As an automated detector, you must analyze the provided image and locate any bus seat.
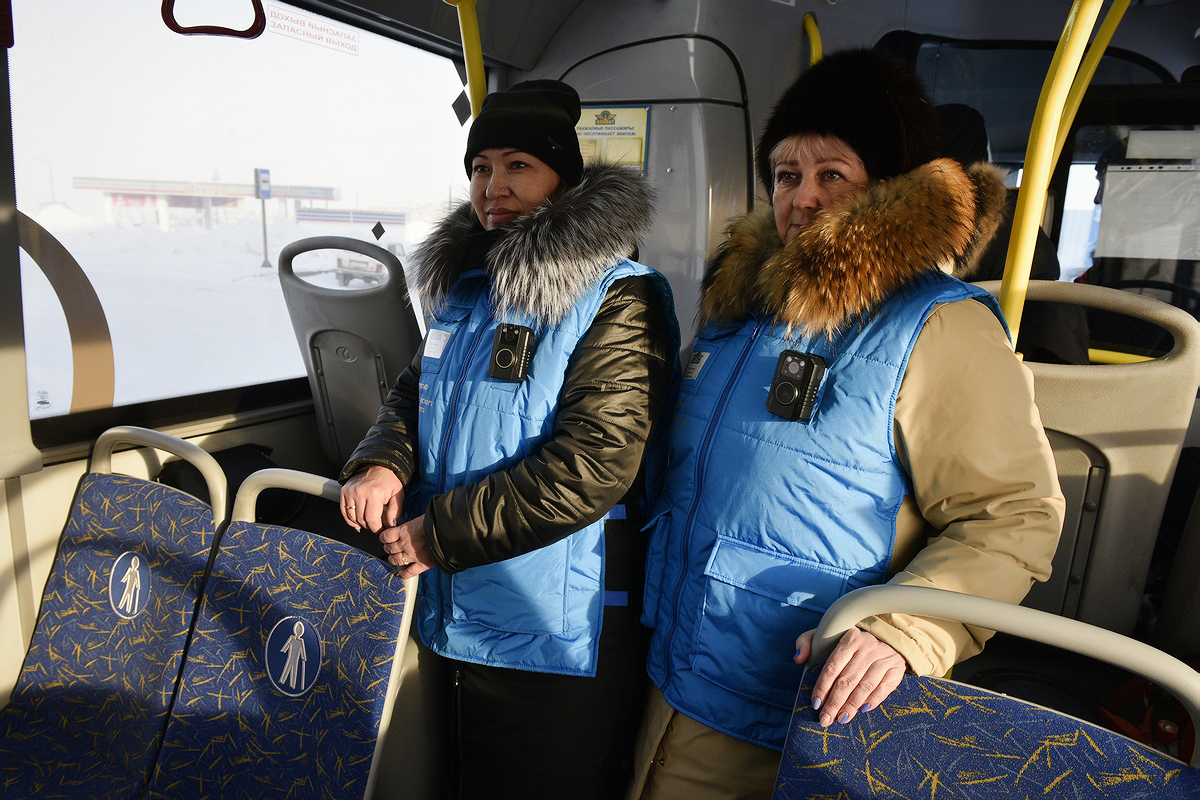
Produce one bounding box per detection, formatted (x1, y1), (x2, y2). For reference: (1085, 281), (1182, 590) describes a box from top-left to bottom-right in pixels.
(0, 426), (226, 798)
(1155, 477), (1200, 654)
(974, 280), (1200, 635)
(774, 585), (1200, 799)
(278, 237), (423, 470)
(144, 468), (415, 800)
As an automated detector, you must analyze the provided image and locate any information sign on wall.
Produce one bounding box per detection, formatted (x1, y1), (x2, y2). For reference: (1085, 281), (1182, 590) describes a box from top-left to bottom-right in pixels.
(577, 106), (650, 175)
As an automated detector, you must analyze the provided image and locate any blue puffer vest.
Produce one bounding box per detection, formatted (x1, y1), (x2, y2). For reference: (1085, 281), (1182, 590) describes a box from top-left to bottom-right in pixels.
(416, 261), (677, 677)
(643, 272), (1005, 747)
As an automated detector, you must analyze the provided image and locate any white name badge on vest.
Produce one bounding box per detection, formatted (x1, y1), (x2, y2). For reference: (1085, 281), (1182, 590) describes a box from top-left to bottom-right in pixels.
(425, 328), (452, 360)
(684, 350), (711, 381)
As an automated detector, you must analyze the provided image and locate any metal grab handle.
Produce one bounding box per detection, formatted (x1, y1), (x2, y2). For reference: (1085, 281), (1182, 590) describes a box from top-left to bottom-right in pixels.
(813, 585), (1200, 767)
(161, 0), (266, 39)
(92, 425), (228, 527)
(278, 235), (406, 294)
(974, 279), (1200, 369)
(231, 467), (341, 523)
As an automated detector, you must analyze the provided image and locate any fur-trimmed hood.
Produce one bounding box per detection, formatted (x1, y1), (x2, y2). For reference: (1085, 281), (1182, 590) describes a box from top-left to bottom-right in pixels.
(700, 158), (1007, 337)
(414, 162), (655, 325)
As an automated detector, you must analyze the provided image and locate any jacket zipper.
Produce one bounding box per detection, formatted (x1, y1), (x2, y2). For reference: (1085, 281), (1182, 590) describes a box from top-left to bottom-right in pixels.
(660, 319), (762, 694)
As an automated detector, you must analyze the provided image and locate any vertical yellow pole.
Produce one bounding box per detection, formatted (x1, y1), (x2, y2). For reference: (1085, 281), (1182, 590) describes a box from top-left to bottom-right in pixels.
(999, 0), (1104, 345)
(1053, 0), (1132, 167)
(444, 0), (487, 118)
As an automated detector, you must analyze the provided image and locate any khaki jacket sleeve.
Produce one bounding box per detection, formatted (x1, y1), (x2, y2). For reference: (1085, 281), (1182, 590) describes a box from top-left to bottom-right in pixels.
(421, 275), (675, 573)
(857, 298), (1066, 676)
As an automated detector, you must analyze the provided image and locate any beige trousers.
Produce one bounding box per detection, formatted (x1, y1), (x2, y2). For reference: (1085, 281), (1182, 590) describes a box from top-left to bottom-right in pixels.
(625, 686), (782, 800)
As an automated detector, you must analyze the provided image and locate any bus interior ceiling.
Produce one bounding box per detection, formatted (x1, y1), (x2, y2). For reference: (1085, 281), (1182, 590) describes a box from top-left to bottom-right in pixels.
(2, 0), (1200, 789)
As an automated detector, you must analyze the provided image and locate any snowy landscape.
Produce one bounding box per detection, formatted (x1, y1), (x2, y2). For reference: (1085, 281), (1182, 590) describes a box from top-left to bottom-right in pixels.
(12, 0), (468, 419)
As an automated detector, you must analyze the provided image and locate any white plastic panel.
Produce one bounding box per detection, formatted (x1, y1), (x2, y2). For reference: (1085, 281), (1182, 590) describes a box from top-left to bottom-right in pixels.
(562, 38), (744, 103)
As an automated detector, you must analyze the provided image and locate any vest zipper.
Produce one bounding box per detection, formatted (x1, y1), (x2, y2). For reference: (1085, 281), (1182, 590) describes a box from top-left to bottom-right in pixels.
(429, 308), (493, 641)
(436, 310), (494, 495)
(660, 319), (762, 694)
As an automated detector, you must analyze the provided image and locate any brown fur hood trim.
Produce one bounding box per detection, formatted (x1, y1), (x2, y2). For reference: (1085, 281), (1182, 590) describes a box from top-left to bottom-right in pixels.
(414, 162), (654, 326)
(699, 159), (1007, 337)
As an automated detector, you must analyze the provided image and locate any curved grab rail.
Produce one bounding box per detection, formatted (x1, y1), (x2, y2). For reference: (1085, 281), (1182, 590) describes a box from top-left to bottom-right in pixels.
(976, 278), (1200, 369)
(444, 0), (487, 118)
(91, 425), (228, 527)
(18, 211), (115, 414)
(802, 13), (821, 66)
(976, 278), (1200, 359)
(1000, 0), (1104, 346)
(231, 467), (340, 523)
(812, 584), (1200, 767)
(161, 0), (266, 39)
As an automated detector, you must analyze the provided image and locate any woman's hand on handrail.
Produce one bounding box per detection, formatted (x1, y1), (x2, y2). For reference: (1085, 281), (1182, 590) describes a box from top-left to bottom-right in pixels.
(341, 465), (405, 533)
(793, 626), (906, 728)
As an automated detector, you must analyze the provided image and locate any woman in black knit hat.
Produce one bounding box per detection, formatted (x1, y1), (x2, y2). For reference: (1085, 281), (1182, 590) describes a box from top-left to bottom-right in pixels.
(630, 49), (1064, 798)
(339, 79), (680, 800)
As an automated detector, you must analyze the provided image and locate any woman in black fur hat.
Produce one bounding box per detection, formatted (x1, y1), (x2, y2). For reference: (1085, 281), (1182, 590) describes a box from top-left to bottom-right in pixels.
(630, 49), (1064, 798)
(339, 80), (679, 800)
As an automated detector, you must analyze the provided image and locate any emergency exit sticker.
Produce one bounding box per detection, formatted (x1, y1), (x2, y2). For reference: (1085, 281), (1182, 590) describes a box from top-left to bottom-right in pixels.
(267, 4), (359, 56)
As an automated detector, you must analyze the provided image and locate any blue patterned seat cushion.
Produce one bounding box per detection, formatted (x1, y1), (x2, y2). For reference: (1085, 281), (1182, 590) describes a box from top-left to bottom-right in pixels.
(0, 704), (143, 799)
(145, 521), (409, 800)
(1, 473), (216, 787)
(774, 667), (1198, 799)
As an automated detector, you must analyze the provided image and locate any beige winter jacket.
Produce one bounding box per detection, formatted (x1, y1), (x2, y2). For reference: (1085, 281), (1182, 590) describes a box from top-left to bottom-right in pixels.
(701, 158), (1065, 676)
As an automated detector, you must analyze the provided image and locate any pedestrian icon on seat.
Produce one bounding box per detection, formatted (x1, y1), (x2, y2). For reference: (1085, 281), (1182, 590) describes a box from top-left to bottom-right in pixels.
(266, 615), (322, 696)
(109, 551), (151, 619)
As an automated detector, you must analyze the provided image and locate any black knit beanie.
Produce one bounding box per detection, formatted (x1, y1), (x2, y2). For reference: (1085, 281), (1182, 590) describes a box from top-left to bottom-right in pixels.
(756, 49), (939, 190)
(464, 79), (584, 187)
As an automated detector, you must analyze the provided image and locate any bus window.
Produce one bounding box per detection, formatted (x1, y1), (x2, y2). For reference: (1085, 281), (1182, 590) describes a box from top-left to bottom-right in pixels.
(1049, 80), (1200, 356)
(10, 1), (468, 436)
(877, 32), (1171, 168)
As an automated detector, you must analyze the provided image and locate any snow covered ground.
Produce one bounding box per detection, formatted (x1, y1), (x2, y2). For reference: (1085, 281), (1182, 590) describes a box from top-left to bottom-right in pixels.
(22, 204), (423, 419)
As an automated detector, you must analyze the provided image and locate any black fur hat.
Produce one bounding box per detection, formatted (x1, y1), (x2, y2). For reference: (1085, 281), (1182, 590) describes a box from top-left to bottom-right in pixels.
(935, 103), (990, 166)
(756, 49), (939, 190)
(464, 79), (584, 186)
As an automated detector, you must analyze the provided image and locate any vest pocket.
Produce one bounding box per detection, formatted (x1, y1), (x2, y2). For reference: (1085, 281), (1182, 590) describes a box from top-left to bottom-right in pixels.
(449, 528), (601, 636)
(690, 535), (851, 710)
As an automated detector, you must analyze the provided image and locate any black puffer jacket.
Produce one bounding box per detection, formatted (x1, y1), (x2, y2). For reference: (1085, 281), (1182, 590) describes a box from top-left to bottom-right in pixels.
(341, 163), (676, 575)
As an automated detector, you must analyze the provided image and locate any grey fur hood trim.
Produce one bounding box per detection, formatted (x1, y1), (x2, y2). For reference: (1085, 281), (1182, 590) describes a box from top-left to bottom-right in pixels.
(414, 162), (655, 325)
(699, 159), (1007, 337)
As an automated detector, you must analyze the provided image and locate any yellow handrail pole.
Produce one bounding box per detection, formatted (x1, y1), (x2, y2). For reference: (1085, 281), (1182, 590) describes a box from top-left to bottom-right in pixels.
(1000, 0), (1104, 346)
(1053, 0), (1132, 167)
(803, 12), (821, 66)
(444, 0), (487, 118)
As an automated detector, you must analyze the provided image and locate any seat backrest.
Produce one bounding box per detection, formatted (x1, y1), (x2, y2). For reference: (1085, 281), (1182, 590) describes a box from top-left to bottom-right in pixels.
(774, 585), (1200, 798)
(4, 426), (225, 784)
(278, 237), (423, 468)
(975, 280), (1200, 635)
(146, 468), (415, 800)
(776, 670), (1197, 799)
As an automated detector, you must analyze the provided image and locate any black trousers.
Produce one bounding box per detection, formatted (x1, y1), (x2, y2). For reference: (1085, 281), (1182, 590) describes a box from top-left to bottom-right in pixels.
(443, 603), (650, 800)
